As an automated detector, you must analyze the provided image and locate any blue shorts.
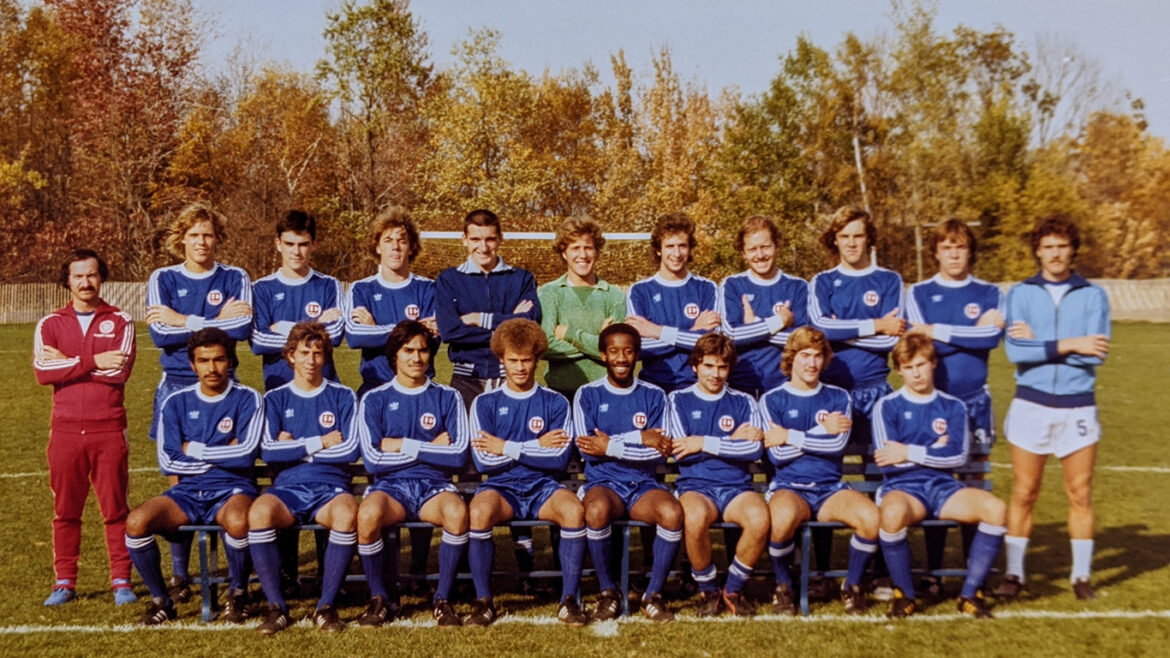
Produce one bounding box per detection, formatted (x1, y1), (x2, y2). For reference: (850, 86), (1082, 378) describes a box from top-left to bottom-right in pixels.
(849, 381), (893, 447)
(267, 482), (351, 524)
(367, 477), (457, 521)
(675, 481), (754, 516)
(958, 387), (995, 447)
(877, 473), (965, 519)
(579, 478), (666, 511)
(164, 480), (258, 525)
(478, 476), (565, 520)
(150, 374), (196, 441)
(766, 481), (850, 516)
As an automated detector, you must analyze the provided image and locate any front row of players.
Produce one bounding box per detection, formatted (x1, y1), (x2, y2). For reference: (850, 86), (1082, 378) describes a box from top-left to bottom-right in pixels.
(126, 318), (1004, 631)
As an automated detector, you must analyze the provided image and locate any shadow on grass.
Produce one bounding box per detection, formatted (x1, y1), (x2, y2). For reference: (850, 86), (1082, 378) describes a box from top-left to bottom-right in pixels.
(1014, 522), (1170, 596)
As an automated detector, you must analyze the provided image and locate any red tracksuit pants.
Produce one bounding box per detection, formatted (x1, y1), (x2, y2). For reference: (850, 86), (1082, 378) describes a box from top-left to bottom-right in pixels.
(47, 428), (132, 588)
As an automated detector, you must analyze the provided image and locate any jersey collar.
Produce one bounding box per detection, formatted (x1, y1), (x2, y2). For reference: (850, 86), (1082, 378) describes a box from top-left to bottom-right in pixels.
(178, 262), (221, 280)
(930, 273), (972, 288)
(601, 379), (637, 396)
(834, 262), (877, 277)
(377, 269), (415, 289)
(195, 381), (234, 403)
(899, 387), (938, 404)
(391, 377), (431, 395)
(651, 271), (693, 288)
(457, 256), (512, 275)
(289, 380), (328, 398)
(689, 384), (727, 402)
(780, 381), (823, 397)
(274, 269), (315, 287)
(500, 383), (539, 400)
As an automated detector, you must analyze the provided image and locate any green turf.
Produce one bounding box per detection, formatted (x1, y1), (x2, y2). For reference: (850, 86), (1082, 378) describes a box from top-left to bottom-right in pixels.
(2, 323), (1168, 656)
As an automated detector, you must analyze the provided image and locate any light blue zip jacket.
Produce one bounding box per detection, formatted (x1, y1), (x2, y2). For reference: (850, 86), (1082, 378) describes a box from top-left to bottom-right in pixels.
(1004, 272), (1110, 408)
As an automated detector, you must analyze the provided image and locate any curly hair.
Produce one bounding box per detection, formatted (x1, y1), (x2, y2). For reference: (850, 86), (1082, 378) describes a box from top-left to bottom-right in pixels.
(1030, 215), (1081, 257)
(368, 206), (421, 263)
(598, 322), (641, 357)
(780, 326), (832, 378)
(490, 318), (548, 359)
(164, 201), (228, 261)
(552, 216), (606, 256)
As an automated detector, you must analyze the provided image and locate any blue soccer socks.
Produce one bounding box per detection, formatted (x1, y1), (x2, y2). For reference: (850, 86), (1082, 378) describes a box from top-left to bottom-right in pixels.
(846, 534), (878, 588)
(318, 530), (357, 609)
(880, 528), (914, 598)
(961, 523), (1006, 599)
(436, 531), (469, 602)
(647, 526), (682, 597)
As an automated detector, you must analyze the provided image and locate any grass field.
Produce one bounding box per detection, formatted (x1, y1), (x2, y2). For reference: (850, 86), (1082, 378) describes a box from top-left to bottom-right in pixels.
(2, 323), (1168, 656)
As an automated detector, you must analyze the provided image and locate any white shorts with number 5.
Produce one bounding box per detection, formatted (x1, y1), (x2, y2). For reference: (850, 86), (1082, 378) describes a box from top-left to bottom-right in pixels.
(1004, 398), (1100, 458)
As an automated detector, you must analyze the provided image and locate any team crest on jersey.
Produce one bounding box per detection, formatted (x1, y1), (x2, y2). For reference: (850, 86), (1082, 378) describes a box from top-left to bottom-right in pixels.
(684, 303), (700, 319)
(719, 415), (735, 432)
(405, 304), (420, 320)
(932, 418), (947, 434)
(773, 301), (789, 315)
(815, 410), (829, 425)
(633, 412), (648, 429)
(528, 416), (545, 433)
(305, 301), (322, 318)
(319, 411), (336, 428)
(275, 292), (285, 302)
(98, 320), (115, 334)
(599, 403), (609, 413)
(964, 303), (980, 319)
(863, 290), (879, 307)
(420, 413), (437, 430)
(217, 417), (234, 434)
(207, 290), (223, 306)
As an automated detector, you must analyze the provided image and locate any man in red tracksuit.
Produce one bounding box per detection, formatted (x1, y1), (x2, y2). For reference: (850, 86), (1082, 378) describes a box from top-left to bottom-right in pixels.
(34, 249), (138, 607)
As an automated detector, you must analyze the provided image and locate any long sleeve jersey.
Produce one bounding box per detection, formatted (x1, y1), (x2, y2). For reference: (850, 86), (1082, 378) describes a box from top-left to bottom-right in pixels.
(470, 384), (572, 484)
(758, 382), (853, 486)
(809, 263), (904, 389)
(626, 272), (719, 392)
(872, 388), (969, 479)
(906, 275), (1004, 397)
(572, 378), (668, 484)
(538, 273), (627, 394)
(261, 380), (359, 489)
(251, 269), (344, 390)
(666, 385), (765, 489)
(345, 271), (436, 387)
(156, 381), (262, 486)
(147, 263), (252, 381)
(357, 378), (468, 481)
(719, 269), (810, 394)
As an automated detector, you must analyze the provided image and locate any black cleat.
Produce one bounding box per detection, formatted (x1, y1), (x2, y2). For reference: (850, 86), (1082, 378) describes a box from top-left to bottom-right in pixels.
(167, 577), (192, 605)
(886, 588), (917, 619)
(696, 590), (722, 617)
(465, 597), (497, 626)
(958, 590), (994, 618)
(591, 588), (621, 622)
(771, 584), (797, 616)
(219, 589), (249, 624)
(558, 596), (589, 626)
(312, 604), (346, 632)
(918, 575), (943, 601)
(433, 597), (462, 627)
(257, 606), (291, 635)
(806, 576), (839, 602)
(140, 599), (177, 626)
(993, 574), (1023, 599)
(841, 584), (869, 615)
(721, 589), (756, 617)
(1073, 578), (1097, 600)
(357, 594), (391, 628)
(641, 592), (674, 622)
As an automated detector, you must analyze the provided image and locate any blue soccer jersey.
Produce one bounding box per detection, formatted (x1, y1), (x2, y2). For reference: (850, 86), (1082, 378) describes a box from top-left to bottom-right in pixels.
(470, 385), (572, 485)
(758, 382), (853, 485)
(666, 385), (765, 489)
(156, 381), (263, 486)
(261, 380), (359, 490)
(251, 270), (345, 390)
(719, 270), (810, 395)
(147, 263), (253, 380)
(357, 378), (468, 481)
(872, 388), (969, 479)
(808, 263), (904, 389)
(626, 272), (720, 392)
(906, 275), (1004, 397)
(572, 378), (668, 485)
(345, 271), (437, 388)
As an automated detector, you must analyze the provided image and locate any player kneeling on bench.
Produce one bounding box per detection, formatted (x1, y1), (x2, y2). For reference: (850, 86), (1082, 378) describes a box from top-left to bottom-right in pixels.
(249, 322), (360, 634)
(759, 326), (879, 615)
(125, 328), (262, 625)
(873, 333), (1007, 618)
(356, 320), (469, 627)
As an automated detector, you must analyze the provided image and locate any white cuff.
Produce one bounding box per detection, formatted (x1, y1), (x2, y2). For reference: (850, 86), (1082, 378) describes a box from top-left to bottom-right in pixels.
(787, 430), (806, 449)
(659, 325), (679, 346)
(605, 439), (624, 458)
(907, 444), (927, 464)
(274, 320), (296, 335)
(401, 439), (421, 458)
(503, 441), (522, 460)
(304, 437), (324, 454)
(481, 313), (493, 330)
(702, 436), (721, 456)
(765, 314), (786, 334)
(185, 442), (206, 459)
(859, 319), (876, 337)
(185, 315), (206, 331)
(932, 324), (953, 343)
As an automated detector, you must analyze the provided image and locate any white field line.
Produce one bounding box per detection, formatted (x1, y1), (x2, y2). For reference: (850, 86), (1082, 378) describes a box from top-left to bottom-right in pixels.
(2, 609), (1169, 634)
(989, 462), (1170, 474)
(0, 467), (157, 480)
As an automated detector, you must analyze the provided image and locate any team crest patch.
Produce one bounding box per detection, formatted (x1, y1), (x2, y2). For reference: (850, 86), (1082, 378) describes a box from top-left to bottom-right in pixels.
(528, 416), (545, 433)
(420, 413), (437, 430)
(319, 411), (336, 428)
(305, 301), (322, 318)
(964, 303), (980, 319)
(99, 320), (115, 334)
(684, 303), (700, 319)
(405, 304), (420, 320)
(932, 418), (947, 434)
(815, 410), (829, 425)
(207, 290), (223, 305)
(217, 417), (234, 434)
(633, 412), (648, 429)
(719, 415), (735, 432)
(863, 290), (879, 307)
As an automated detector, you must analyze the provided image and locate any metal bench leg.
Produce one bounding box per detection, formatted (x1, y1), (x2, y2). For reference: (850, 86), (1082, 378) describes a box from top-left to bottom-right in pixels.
(799, 525), (811, 616)
(619, 525), (631, 617)
(197, 530), (212, 623)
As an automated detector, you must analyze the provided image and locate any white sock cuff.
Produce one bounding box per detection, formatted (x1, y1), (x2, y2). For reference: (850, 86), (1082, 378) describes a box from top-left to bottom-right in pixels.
(879, 528), (907, 543)
(249, 528), (277, 544)
(977, 523), (1007, 537)
(586, 526), (612, 541)
(223, 534), (249, 550)
(329, 530), (357, 546)
(729, 558), (752, 578)
(1004, 535), (1029, 547)
(442, 531), (469, 546)
(850, 535), (879, 553)
(692, 565), (717, 582)
(769, 541), (794, 557)
(656, 526), (682, 543)
(560, 527), (586, 540)
(470, 529), (493, 542)
(358, 539), (385, 555)
(125, 534), (155, 550)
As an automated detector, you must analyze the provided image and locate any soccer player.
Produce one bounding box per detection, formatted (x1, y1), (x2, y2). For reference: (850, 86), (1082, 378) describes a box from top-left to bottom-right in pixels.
(573, 323), (682, 622)
(539, 216), (627, 399)
(248, 323), (360, 634)
(35, 249), (136, 607)
(759, 327), (878, 615)
(355, 320), (469, 627)
(720, 215), (809, 397)
(668, 333), (769, 617)
(124, 329), (262, 625)
(345, 206), (437, 397)
(873, 334), (1007, 618)
(251, 210), (344, 391)
(466, 319), (588, 627)
(626, 212), (721, 393)
(146, 202), (252, 598)
(998, 216), (1110, 600)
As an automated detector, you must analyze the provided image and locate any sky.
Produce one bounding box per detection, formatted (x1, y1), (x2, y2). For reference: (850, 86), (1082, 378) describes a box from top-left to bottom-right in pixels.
(198, 0), (1170, 139)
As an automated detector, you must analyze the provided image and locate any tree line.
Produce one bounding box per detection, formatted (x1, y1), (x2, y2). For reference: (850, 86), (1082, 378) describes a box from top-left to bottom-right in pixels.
(1, 0), (1166, 286)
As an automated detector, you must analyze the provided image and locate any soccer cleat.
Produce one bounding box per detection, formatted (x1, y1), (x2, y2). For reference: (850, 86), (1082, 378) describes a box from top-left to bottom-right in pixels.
(841, 584), (869, 615)
(695, 590), (722, 617)
(805, 576), (838, 602)
(591, 588), (621, 622)
(168, 576), (193, 605)
(993, 574), (1023, 599)
(312, 604), (346, 632)
(465, 597), (497, 626)
(219, 590), (249, 624)
(357, 595), (390, 628)
(641, 592), (674, 622)
(870, 577), (895, 602)
(771, 584), (797, 616)
(1072, 578), (1097, 601)
(918, 575), (943, 601)
(433, 597), (462, 627)
(721, 589), (756, 617)
(886, 588), (917, 619)
(140, 599), (177, 626)
(957, 590), (994, 619)
(113, 587), (138, 607)
(558, 596), (589, 627)
(43, 587), (77, 607)
(257, 606), (291, 635)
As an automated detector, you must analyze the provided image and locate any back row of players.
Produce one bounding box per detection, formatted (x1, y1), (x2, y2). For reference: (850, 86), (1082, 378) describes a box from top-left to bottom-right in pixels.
(130, 202), (1109, 631)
